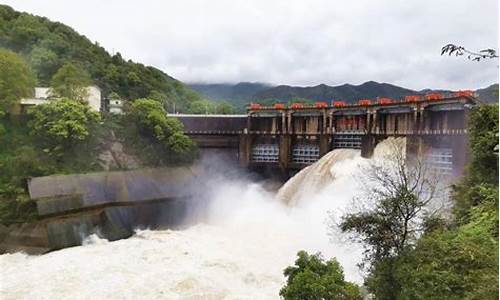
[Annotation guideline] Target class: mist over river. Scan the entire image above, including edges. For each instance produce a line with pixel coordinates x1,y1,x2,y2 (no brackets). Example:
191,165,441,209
0,144,399,300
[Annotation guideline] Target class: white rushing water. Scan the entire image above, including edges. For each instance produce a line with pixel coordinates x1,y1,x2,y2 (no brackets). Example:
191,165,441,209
0,140,404,300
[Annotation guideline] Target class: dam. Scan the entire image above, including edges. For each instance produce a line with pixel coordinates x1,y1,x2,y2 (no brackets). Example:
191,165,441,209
173,91,479,177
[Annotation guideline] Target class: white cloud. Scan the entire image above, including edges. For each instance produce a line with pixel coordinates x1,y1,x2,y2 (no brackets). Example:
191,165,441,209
2,0,499,90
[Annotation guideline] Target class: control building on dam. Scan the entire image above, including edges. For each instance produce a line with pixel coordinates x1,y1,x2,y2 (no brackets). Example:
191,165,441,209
172,91,480,177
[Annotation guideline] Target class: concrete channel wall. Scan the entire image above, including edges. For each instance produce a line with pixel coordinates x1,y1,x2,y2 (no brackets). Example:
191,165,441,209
0,167,206,255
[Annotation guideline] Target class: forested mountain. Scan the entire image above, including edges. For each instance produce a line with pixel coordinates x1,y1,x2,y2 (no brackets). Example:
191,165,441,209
189,82,271,103
191,81,419,109
0,4,202,111
254,81,416,103
476,83,499,103
191,81,417,105
193,80,498,110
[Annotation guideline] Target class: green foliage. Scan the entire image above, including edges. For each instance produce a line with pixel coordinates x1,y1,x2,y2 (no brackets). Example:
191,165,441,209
393,200,498,300
0,120,52,225
127,98,197,164
280,251,362,300
340,190,424,261
468,105,498,184
28,98,100,156
50,62,92,101
362,257,401,300
188,82,271,112
185,99,235,114
108,91,121,100
339,188,427,299
0,184,38,225
166,131,197,162
29,44,59,84
0,119,104,225
215,101,235,114
8,13,48,50
0,4,203,109
0,48,35,116
453,104,499,221
187,100,214,114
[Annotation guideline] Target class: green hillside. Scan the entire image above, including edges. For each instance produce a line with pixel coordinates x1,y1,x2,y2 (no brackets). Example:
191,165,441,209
0,4,201,112
189,82,271,111
476,83,499,103
253,81,418,103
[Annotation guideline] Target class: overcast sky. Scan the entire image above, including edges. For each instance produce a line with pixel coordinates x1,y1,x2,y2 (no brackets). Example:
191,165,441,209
2,0,499,90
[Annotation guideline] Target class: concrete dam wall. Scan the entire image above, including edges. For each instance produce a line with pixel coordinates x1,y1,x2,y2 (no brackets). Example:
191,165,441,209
0,167,207,254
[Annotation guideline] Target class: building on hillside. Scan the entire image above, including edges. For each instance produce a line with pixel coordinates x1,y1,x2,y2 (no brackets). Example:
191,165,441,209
20,86,102,112
108,98,124,114
19,87,51,107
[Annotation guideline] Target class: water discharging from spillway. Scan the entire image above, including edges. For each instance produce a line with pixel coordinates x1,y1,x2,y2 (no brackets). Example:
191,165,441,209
0,139,404,300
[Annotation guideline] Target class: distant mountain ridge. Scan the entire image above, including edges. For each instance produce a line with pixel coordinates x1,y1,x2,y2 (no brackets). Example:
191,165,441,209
475,84,499,103
190,81,498,109
253,81,416,103
189,82,271,108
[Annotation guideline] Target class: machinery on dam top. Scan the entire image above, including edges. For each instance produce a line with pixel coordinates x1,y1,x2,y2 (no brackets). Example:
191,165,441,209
245,90,475,116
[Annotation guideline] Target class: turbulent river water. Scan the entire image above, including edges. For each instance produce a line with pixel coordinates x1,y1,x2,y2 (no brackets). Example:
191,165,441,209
0,140,401,300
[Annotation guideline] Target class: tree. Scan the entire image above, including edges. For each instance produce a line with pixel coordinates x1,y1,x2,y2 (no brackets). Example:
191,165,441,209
166,131,197,162
452,105,499,221
441,44,498,62
0,48,35,116
128,98,183,138
50,62,92,102
216,101,235,114
280,251,362,300
394,200,498,300
8,13,48,50
340,139,439,259
148,90,176,112
148,90,166,103
108,91,121,101
29,45,60,84
28,98,100,155
188,100,213,114
127,98,197,163
337,139,440,299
